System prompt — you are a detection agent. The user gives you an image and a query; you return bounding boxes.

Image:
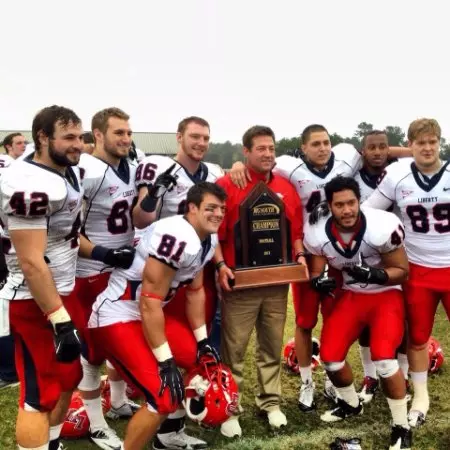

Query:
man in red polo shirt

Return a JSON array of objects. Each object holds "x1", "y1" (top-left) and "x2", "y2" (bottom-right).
[{"x1": 214, "y1": 125, "x2": 307, "y2": 438}]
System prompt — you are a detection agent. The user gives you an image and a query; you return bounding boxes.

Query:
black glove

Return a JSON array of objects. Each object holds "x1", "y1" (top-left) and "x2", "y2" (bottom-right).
[
  {"x1": 92, "y1": 245, "x2": 136, "y2": 269},
  {"x1": 197, "y1": 338, "x2": 221, "y2": 364},
  {"x1": 141, "y1": 164, "x2": 178, "y2": 213},
  {"x1": 158, "y1": 358, "x2": 184, "y2": 405},
  {"x1": 53, "y1": 321, "x2": 82, "y2": 363},
  {"x1": 345, "y1": 262, "x2": 388, "y2": 285},
  {"x1": 311, "y1": 264, "x2": 336, "y2": 295}
]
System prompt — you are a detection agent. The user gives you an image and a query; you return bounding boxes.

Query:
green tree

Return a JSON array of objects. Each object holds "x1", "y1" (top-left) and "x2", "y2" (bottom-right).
[
  {"x1": 384, "y1": 126, "x2": 406, "y2": 146},
  {"x1": 354, "y1": 122, "x2": 374, "y2": 140}
]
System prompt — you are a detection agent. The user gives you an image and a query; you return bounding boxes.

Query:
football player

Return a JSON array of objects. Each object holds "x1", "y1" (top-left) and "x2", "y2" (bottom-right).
[
  {"x1": 0, "y1": 106, "x2": 84, "y2": 450},
  {"x1": 132, "y1": 116, "x2": 223, "y2": 450},
  {"x1": 1, "y1": 132, "x2": 26, "y2": 162},
  {"x1": 364, "y1": 118, "x2": 450, "y2": 427},
  {"x1": 305, "y1": 176, "x2": 411, "y2": 450},
  {"x1": 74, "y1": 108, "x2": 139, "y2": 450},
  {"x1": 229, "y1": 125, "x2": 411, "y2": 412},
  {"x1": 88, "y1": 182, "x2": 226, "y2": 450},
  {"x1": 355, "y1": 131, "x2": 409, "y2": 403}
]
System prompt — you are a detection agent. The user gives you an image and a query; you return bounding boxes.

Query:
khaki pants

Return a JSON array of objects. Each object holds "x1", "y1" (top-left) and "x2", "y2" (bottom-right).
[{"x1": 221, "y1": 284, "x2": 289, "y2": 412}]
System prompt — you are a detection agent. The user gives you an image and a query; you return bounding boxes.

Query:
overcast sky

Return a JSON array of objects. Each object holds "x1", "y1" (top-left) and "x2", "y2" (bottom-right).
[{"x1": 1, "y1": 0, "x2": 449, "y2": 143}]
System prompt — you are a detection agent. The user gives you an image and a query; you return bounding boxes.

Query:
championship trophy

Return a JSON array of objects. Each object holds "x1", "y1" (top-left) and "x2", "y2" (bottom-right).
[{"x1": 232, "y1": 181, "x2": 308, "y2": 289}]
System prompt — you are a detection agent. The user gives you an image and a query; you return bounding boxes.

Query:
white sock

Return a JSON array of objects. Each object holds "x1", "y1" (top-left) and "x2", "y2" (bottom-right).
[
  {"x1": 397, "y1": 353, "x2": 409, "y2": 380},
  {"x1": 18, "y1": 445, "x2": 49, "y2": 450},
  {"x1": 109, "y1": 379, "x2": 127, "y2": 409},
  {"x1": 359, "y1": 345, "x2": 377, "y2": 379},
  {"x1": 336, "y1": 384, "x2": 359, "y2": 408},
  {"x1": 387, "y1": 397, "x2": 410, "y2": 428},
  {"x1": 299, "y1": 366, "x2": 312, "y2": 384},
  {"x1": 49, "y1": 423, "x2": 63, "y2": 441},
  {"x1": 83, "y1": 396, "x2": 108, "y2": 431},
  {"x1": 410, "y1": 370, "x2": 429, "y2": 412}
]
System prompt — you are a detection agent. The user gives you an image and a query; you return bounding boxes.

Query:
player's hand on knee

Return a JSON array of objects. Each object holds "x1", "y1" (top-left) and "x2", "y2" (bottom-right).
[
  {"x1": 158, "y1": 357, "x2": 184, "y2": 405},
  {"x1": 345, "y1": 264, "x2": 388, "y2": 285},
  {"x1": 197, "y1": 337, "x2": 221, "y2": 364},
  {"x1": 104, "y1": 245, "x2": 136, "y2": 269},
  {"x1": 311, "y1": 264, "x2": 336, "y2": 294},
  {"x1": 91, "y1": 244, "x2": 136, "y2": 268}
]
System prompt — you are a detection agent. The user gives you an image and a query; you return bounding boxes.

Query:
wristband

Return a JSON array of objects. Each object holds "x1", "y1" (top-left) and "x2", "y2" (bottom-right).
[
  {"x1": 152, "y1": 342, "x2": 173, "y2": 362},
  {"x1": 140, "y1": 194, "x2": 158, "y2": 213},
  {"x1": 140, "y1": 292, "x2": 164, "y2": 301},
  {"x1": 47, "y1": 305, "x2": 71, "y2": 326},
  {"x1": 193, "y1": 325, "x2": 208, "y2": 342},
  {"x1": 295, "y1": 251, "x2": 306, "y2": 260},
  {"x1": 91, "y1": 245, "x2": 109, "y2": 262},
  {"x1": 215, "y1": 261, "x2": 226, "y2": 270}
]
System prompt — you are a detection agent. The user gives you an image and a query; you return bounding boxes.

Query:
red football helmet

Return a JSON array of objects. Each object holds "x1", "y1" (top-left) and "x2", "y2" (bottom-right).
[
  {"x1": 61, "y1": 392, "x2": 90, "y2": 439},
  {"x1": 283, "y1": 337, "x2": 321, "y2": 374},
  {"x1": 184, "y1": 357, "x2": 239, "y2": 428},
  {"x1": 428, "y1": 336, "x2": 444, "y2": 374}
]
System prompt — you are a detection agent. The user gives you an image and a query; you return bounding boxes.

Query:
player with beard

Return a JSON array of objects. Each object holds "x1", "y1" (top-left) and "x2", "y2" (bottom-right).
[
  {"x1": 74, "y1": 108, "x2": 139, "y2": 450},
  {"x1": 364, "y1": 118, "x2": 450, "y2": 428},
  {"x1": 88, "y1": 182, "x2": 226, "y2": 450},
  {"x1": 305, "y1": 176, "x2": 411, "y2": 450},
  {"x1": 355, "y1": 131, "x2": 409, "y2": 404},
  {"x1": 229, "y1": 125, "x2": 411, "y2": 412},
  {"x1": 0, "y1": 106, "x2": 85, "y2": 450},
  {"x1": 132, "y1": 117, "x2": 223, "y2": 450}
]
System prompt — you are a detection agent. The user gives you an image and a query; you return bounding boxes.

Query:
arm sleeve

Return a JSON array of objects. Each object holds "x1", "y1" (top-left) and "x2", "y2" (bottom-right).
[
  {"x1": 147, "y1": 221, "x2": 194, "y2": 270},
  {"x1": 7, "y1": 216, "x2": 47, "y2": 230},
  {"x1": 286, "y1": 185, "x2": 303, "y2": 241},
  {"x1": 303, "y1": 224, "x2": 322, "y2": 256},
  {"x1": 273, "y1": 155, "x2": 302, "y2": 181},
  {"x1": 377, "y1": 214, "x2": 405, "y2": 254}
]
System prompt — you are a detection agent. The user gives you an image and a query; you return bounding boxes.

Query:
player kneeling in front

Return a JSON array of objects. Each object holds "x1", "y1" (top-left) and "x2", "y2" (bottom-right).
[
  {"x1": 305, "y1": 176, "x2": 411, "y2": 450},
  {"x1": 87, "y1": 182, "x2": 230, "y2": 450}
]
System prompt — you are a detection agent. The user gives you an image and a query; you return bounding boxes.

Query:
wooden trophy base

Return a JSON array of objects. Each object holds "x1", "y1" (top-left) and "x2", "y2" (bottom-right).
[{"x1": 233, "y1": 263, "x2": 308, "y2": 290}]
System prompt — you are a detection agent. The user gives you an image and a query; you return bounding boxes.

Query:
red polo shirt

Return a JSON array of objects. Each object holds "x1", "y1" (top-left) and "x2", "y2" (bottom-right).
[{"x1": 216, "y1": 166, "x2": 303, "y2": 268}]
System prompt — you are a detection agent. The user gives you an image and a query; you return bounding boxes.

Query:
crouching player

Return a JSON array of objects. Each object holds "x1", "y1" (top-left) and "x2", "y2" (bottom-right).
[
  {"x1": 305, "y1": 176, "x2": 411, "y2": 450},
  {"x1": 88, "y1": 182, "x2": 226, "y2": 450}
]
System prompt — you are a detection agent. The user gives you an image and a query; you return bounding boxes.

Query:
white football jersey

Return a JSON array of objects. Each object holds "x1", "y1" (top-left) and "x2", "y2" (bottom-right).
[
  {"x1": 274, "y1": 143, "x2": 361, "y2": 220},
  {"x1": 0, "y1": 158, "x2": 83, "y2": 299},
  {"x1": 365, "y1": 159, "x2": 450, "y2": 267},
  {"x1": 89, "y1": 215, "x2": 218, "y2": 328},
  {"x1": 135, "y1": 155, "x2": 224, "y2": 219},
  {"x1": 0, "y1": 155, "x2": 14, "y2": 176},
  {"x1": 76, "y1": 154, "x2": 138, "y2": 277},
  {"x1": 304, "y1": 207, "x2": 404, "y2": 293}
]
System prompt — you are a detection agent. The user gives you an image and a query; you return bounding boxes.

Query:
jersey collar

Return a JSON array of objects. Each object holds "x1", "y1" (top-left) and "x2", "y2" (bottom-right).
[
  {"x1": 246, "y1": 166, "x2": 273, "y2": 183},
  {"x1": 359, "y1": 167, "x2": 382, "y2": 190},
  {"x1": 325, "y1": 211, "x2": 366, "y2": 259},
  {"x1": 25, "y1": 153, "x2": 80, "y2": 192},
  {"x1": 304, "y1": 152, "x2": 335, "y2": 179},
  {"x1": 174, "y1": 160, "x2": 209, "y2": 184},
  {"x1": 411, "y1": 160, "x2": 450, "y2": 192}
]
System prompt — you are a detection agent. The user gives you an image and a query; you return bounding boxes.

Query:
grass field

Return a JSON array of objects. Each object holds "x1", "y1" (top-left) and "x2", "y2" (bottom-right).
[{"x1": 0, "y1": 302, "x2": 449, "y2": 450}]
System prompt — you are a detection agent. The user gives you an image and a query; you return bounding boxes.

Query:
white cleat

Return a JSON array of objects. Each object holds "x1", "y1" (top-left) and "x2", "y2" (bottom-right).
[
  {"x1": 407, "y1": 409, "x2": 426, "y2": 428},
  {"x1": 105, "y1": 399, "x2": 140, "y2": 419},
  {"x1": 153, "y1": 429, "x2": 208, "y2": 449},
  {"x1": 298, "y1": 380, "x2": 316, "y2": 412},
  {"x1": 89, "y1": 426, "x2": 123, "y2": 450}
]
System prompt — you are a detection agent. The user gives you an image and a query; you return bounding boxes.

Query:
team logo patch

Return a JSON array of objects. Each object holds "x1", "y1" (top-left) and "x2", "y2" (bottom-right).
[
  {"x1": 108, "y1": 186, "x2": 119, "y2": 196},
  {"x1": 276, "y1": 193, "x2": 284, "y2": 199},
  {"x1": 176, "y1": 183, "x2": 188, "y2": 194},
  {"x1": 401, "y1": 189, "x2": 413, "y2": 198},
  {"x1": 297, "y1": 180, "x2": 310, "y2": 188}
]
